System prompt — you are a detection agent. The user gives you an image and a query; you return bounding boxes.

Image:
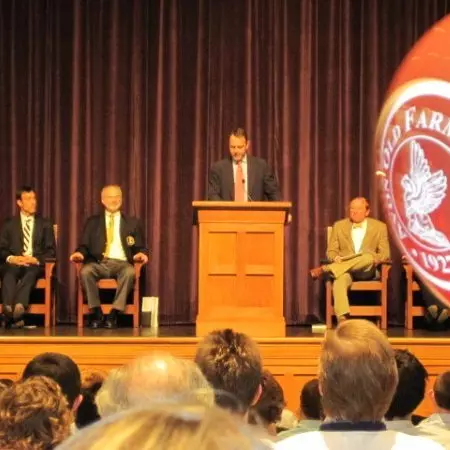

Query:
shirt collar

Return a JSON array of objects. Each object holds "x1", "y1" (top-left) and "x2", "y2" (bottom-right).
[
  {"x1": 352, "y1": 219, "x2": 367, "y2": 230},
  {"x1": 20, "y1": 212, "x2": 34, "y2": 222},
  {"x1": 233, "y1": 154, "x2": 247, "y2": 165},
  {"x1": 320, "y1": 420, "x2": 386, "y2": 432},
  {"x1": 105, "y1": 211, "x2": 120, "y2": 218}
]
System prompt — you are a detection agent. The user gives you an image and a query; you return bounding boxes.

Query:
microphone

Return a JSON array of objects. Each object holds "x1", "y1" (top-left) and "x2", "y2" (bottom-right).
[{"x1": 242, "y1": 178, "x2": 254, "y2": 201}]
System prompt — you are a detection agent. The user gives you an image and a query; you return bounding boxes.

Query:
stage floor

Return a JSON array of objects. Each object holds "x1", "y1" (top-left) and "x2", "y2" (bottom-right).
[
  {"x1": 0, "y1": 325, "x2": 449, "y2": 417},
  {"x1": 0, "y1": 324, "x2": 448, "y2": 338}
]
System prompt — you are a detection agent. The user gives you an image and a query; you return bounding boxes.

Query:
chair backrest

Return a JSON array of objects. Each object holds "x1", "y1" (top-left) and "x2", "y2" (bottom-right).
[{"x1": 326, "y1": 226, "x2": 332, "y2": 246}]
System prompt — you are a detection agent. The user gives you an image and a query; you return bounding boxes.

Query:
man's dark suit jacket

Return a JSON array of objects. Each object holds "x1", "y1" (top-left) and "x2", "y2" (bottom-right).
[
  {"x1": 207, "y1": 155, "x2": 280, "y2": 201},
  {"x1": 0, "y1": 216, "x2": 56, "y2": 266},
  {"x1": 75, "y1": 213, "x2": 148, "y2": 264}
]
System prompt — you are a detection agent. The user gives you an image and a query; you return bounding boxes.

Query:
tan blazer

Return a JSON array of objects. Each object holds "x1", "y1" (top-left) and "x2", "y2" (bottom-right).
[{"x1": 326, "y1": 217, "x2": 390, "y2": 262}]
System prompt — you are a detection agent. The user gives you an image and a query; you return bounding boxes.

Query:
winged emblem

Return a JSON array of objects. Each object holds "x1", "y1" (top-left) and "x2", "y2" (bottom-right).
[{"x1": 401, "y1": 140, "x2": 450, "y2": 249}]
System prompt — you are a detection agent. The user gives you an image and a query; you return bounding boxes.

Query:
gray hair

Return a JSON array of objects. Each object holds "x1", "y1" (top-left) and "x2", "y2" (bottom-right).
[{"x1": 96, "y1": 354, "x2": 214, "y2": 417}]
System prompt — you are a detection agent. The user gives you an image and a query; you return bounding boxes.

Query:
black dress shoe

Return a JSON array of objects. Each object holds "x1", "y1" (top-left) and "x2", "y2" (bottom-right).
[
  {"x1": 104, "y1": 315, "x2": 118, "y2": 329},
  {"x1": 89, "y1": 318, "x2": 104, "y2": 329},
  {"x1": 104, "y1": 309, "x2": 119, "y2": 329},
  {"x1": 13, "y1": 303, "x2": 25, "y2": 321}
]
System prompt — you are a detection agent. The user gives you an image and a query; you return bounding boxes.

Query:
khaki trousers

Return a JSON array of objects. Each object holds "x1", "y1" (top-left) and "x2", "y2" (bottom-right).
[{"x1": 326, "y1": 253, "x2": 375, "y2": 317}]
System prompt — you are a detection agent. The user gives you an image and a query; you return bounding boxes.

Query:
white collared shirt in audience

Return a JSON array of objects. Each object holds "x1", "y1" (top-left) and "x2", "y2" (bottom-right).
[
  {"x1": 416, "y1": 413, "x2": 450, "y2": 448},
  {"x1": 385, "y1": 420, "x2": 423, "y2": 435},
  {"x1": 274, "y1": 430, "x2": 444, "y2": 450}
]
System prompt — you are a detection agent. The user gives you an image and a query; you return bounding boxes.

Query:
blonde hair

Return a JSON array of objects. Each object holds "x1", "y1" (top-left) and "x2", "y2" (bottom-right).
[
  {"x1": 57, "y1": 403, "x2": 271, "y2": 450},
  {"x1": 0, "y1": 376, "x2": 72, "y2": 450},
  {"x1": 319, "y1": 319, "x2": 398, "y2": 422}
]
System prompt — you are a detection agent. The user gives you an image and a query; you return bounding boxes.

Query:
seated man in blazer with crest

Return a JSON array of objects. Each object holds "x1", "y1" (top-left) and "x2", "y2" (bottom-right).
[{"x1": 70, "y1": 185, "x2": 148, "y2": 329}]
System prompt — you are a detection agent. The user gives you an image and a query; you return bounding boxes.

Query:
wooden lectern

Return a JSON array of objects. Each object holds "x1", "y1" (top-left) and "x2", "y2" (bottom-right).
[{"x1": 193, "y1": 201, "x2": 291, "y2": 337}]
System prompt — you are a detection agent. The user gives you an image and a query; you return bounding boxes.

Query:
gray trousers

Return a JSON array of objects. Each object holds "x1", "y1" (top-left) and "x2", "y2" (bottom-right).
[{"x1": 80, "y1": 259, "x2": 135, "y2": 311}]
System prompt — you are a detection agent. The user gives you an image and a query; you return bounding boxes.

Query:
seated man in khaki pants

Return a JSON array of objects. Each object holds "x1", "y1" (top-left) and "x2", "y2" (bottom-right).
[{"x1": 310, "y1": 197, "x2": 390, "y2": 322}]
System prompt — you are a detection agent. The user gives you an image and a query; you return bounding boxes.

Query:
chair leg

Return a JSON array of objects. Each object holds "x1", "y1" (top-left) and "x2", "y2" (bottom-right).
[
  {"x1": 326, "y1": 281, "x2": 333, "y2": 329},
  {"x1": 133, "y1": 284, "x2": 140, "y2": 328},
  {"x1": 44, "y1": 283, "x2": 51, "y2": 329},
  {"x1": 77, "y1": 283, "x2": 84, "y2": 328}
]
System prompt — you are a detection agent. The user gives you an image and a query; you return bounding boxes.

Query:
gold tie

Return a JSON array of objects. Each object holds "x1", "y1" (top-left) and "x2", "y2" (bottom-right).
[
  {"x1": 352, "y1": 223, "x2": 363, "y2": 229},
  {"x1": 105, "y1": 214, "x2": 115, "y2": 257}
]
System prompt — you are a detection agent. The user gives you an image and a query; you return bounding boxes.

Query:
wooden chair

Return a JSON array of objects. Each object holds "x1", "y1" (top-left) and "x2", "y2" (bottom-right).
[
  {"x1": 325, "y1": 226, "x2": 390, "y2": 329},
  {"x1": 404, "y1": 262, "x2": 425, "y2": 330},
  {"x1": 75, "y1": 261, "x2": 145, "y2": 328},
  {"x1": 0, "y1": 224, "x2": 57, "y2": 328}
]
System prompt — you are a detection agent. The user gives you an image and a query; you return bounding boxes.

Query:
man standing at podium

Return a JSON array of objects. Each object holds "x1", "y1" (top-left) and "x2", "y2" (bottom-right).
[{"x1": 207, "y1": 127, "x2": 280, "y2": 201}]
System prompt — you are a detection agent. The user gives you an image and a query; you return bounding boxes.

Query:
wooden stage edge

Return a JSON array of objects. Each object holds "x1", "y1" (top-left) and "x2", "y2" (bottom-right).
[{"x1": 0, "y1": 325, "x2": 449, "y2": 417}]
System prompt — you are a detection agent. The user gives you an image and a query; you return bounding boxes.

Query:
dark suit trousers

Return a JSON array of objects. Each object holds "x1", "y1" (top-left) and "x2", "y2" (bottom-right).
[
  {"x1": 79, "y1": 259, "x2": 135, "y2": 311},
  {"x1": 1, "y1": 265, "x2": 43, "y2": 308}
]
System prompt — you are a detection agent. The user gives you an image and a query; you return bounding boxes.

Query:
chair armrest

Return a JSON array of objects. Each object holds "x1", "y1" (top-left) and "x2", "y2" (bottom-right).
[
  {"x1": 44, "y1": 260, "x2": 56, "y2": 279},
  {"x1": 133, "y1": 261, "x2": 145, "y2": 279}
]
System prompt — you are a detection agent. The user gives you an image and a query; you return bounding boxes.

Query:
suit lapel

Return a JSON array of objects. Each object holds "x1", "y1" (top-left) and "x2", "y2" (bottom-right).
[
  {"x1": 99, "y1": 214, "x2": 107, "y2": 248},
  {"x1": 15, "y1": 216, "x2": 24, "y2": 251},
  {"x1": 225, "y1": 158, "x2": 234, "y2": 200},
  {"x1": 120, "y1": 213, "x2": 128, "y2": 250},
  {"x1": 247, "y1": 155, "x2": 255, "y2": 200},
  {"x1": 32, "y1": 216, "x2": 41, "y2": 251},
  {"x1": 360, "y1": 218, "x2": 373, "y2": 251},
  {"x1": 342, "y1": 219, "x2": 355, "y2": 252}
]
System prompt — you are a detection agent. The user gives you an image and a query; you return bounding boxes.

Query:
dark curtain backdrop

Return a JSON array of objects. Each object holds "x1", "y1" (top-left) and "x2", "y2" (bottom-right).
[{"x1": 1, "y1": 0, "x2": 449, "y2": 324}]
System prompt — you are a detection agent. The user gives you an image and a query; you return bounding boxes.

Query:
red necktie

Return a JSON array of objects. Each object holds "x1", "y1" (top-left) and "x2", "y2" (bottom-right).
[{"x1": 234, "y1": 162, "x2": 245, "y2": 201}]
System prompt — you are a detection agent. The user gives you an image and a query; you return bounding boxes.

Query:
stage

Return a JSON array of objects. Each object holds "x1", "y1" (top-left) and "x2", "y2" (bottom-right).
[{"x1": 0, "y1": 325, "x2": 449, "y2": 417}]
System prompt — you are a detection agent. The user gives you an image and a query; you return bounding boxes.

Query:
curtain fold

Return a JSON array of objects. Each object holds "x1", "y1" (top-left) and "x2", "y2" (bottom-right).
[{"x1": 1, "y1": 0, "x2": 449, "y2": 324}]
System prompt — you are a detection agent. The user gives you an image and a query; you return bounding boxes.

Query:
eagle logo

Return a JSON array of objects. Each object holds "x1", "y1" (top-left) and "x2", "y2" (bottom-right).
[{"x1": 401, "y1": 140, "x2": 450, "y2": 249}]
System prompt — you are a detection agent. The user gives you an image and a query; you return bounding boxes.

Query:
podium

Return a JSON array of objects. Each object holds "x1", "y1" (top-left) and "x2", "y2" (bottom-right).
[{"x1": 193, "y1": 201, "x2": 291, "y2": 337}]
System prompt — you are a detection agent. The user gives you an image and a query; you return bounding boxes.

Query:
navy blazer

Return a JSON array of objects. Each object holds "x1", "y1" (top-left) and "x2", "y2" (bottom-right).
[
  {"x1": 207, "y1": 155, "x2": 280, "y2": 201},
  {"x1": 75, "y1": 213, "x2": 148, "y2": 264},
  {"x1": 0, "y1": 215, "x2": 56, "y2": 265}
]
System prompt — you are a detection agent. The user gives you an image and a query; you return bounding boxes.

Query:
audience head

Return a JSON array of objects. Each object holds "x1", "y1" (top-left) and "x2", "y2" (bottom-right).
[
  {"x1": 0, "y1": 378, "x2": 13, "y2": 393},
  {"x1": 101, "y1": 184, "x2": 123, "y2": 214},
  {"x1": 75, "y1": 369, "x2": 106, "y2": 428},
  {"x1": 349, "y1": 197, "x2": 369, "y2": 224},
  {"x1": 229, "y1": 127, "x2": 249, "y2": 162},
  {"x1": 195, "y1": 328, "x2": 263, "y2": 415},
  {"x1": 22, "y1": 352, "x2": 82, "y2": 411},
  {"x1": 95, "y1": 366, "x2": 128, "y2": 418},
  {"x1": 0, "y1": 376, "x2": 72, "y2": 450},
  {"x1": 16, "y1": 185, "x2": 37, "y2": 216},
  {"x1": 432, "y1": 371, "x2": 450, "y2": 413},
  {"x1": 385, "y1": 349, "x2": 428, "y2": 420},
  {"x1": 300, "y1": 378, "x2": 323, "y2": 420},
  {"x1": 123, "y1": 354, "x2": 214, "y2": 409},
  {"x1": 319, "y1": 319, "x2": 398, "y2": 422},
  {"x1": 248, "y1": 370, "x2": 285, "y2": 435},
  {"x1": 57, "y1": 403, "x2": 271, "y2": 450}
]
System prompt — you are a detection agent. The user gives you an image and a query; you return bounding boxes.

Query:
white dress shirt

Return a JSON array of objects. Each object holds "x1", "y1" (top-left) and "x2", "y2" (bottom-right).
[
  {"x1": 232, "y1": 155, "x2": 248, "y2": 201},
  {"x1": 105, "y1": 212, "x2": 127, "y2": 261},
  {"x1": 274, "y1": 430, "x2": 444, "y2": 450},
  {"x1": 351, "y1": 219, "x2": 367, "y2": 253},
  {"x1": 416, "y1": 413, "x2": 450, "y2": 448}
]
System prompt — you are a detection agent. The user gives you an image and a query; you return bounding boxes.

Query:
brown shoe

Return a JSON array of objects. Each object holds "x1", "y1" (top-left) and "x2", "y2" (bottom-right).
[{"x1": 310, "y1": 266, "x2": 325, "y2": 279}]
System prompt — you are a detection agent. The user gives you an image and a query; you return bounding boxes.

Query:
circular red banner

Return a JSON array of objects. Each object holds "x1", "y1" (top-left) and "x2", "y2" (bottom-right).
[{"x1": 375, "y1": 15, "x2": 450, "y2": 306}]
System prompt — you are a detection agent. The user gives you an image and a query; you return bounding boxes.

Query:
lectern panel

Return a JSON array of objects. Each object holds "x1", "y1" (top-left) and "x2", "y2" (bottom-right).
[
  {"x1": 243, "y1": 231, "x2": 275, "y2": 266},
  {"x1": 240, "y1": 276, "x2": 274, "y2": 307},
  {"x1": 207, "y1": 232, "x2": 237, "y2": 274}
]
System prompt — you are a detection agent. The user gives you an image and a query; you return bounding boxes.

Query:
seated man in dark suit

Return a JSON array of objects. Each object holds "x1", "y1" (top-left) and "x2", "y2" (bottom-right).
[
  {"x1": 0, "y1": 186, "x2": 56, "y2": 328},
  {"x1": 207, "y1": 127, "x2": 280, "y2": 201},
  {"x1": 70, "y1": 185, "x2": 148, "y2": 329}
]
